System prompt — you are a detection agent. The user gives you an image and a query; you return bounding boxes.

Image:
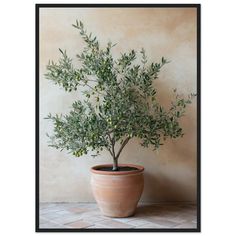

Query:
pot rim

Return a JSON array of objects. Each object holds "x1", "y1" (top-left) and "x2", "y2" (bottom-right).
[{"x1": 91, "y1": 163, "x2": 144, "y2": 175}]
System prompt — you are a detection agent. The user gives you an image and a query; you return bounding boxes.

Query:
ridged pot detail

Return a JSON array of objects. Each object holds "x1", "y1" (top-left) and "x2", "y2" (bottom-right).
[{"x1": 90, "y1": 164, "x2": 144, "y2": 218}]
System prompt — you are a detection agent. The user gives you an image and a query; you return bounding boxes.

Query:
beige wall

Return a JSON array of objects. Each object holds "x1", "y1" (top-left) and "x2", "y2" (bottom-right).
[{"x1": 39, "y1": 7, "x2": 197, "y2": 203}]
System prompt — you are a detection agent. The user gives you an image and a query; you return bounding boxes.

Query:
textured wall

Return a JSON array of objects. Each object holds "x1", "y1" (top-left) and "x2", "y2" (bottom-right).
[{"x1": 39, "y1": 7, "x2": 197, "y2": 203}]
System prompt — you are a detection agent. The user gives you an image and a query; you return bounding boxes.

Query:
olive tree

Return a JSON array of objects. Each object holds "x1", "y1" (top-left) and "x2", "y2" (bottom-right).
[{"x1": 45, "y1": 21, "x2": 195, "y2": 171}]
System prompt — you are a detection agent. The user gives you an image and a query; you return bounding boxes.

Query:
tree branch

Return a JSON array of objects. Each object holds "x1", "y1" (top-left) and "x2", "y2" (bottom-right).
[
  {"x1": 115, "y1": 137, "x2": 130, "y2": 160},
  {"x1": 83, "y1": 83, "x2": 104, "y2": 96},
  {"x1": 107, "y1": 133, "x2": 116, "y2": 158},
  {"x1": 105, "y1": 146, "x2": 113, "y2": 157}
]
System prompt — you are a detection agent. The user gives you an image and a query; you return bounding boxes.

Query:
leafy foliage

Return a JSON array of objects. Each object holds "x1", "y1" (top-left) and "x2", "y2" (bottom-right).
[{"x1": 45, "y1": 20, "x2": 196, "y2": 170}]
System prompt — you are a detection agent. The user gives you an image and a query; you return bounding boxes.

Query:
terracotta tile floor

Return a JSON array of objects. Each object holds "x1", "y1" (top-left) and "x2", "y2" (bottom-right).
[{"x1": 39, "y1": 202, "x2": 197, "y2": 229}]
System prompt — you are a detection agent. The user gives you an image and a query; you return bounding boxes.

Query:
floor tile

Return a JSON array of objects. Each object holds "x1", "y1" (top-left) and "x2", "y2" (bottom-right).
[
  {"x1": 52, "y1": 214, "x2": 82, "y2": 224},
  {"x1": 39, "y1": 202, "x2": 197, "y2": 230},
  {"x1": 127, "y1": 219, "x2": 151, "y2": 227},
  {"x1": 40, "y1": 222, "x2": 64, "y2": 229},
  {"x1": 66, "y1": 220, "x2": 93, "y2": 228},
  {"x1": 174, "y1": 220, "x2": 197, "y2": 228},
  {"x1": 140, "y1": 223, "x2": 168, "y2": 228},
  {"x1": 95, "y1": 219, "x2": 133, "y2": 228}
]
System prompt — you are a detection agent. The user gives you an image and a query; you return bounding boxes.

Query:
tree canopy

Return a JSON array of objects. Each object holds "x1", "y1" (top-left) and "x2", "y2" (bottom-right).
[{"x1": 45, "y1": 21, "x2": 195, "y2": 170}]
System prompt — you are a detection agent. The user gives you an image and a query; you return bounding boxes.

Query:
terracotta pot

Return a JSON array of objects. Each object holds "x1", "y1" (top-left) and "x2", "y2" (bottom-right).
[{"x1": 90, "y1": 164, "x2": 144, "y2": 218}]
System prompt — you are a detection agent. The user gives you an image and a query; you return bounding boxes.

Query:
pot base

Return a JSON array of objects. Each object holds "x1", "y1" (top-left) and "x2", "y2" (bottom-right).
[{"x1": 100, "y1": 207, "x2": 136, "y2": 218}]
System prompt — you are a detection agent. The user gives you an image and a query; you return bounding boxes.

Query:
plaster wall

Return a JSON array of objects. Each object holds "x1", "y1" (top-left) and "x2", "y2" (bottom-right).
[{"x1": 39, "y1": 7, "x2": 197, "y2": 202}]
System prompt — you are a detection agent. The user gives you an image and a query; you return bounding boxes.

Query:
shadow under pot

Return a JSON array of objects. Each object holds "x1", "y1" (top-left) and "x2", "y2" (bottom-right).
[{"x1": 90, "y1": 164, "x2": 144, "y2": 218}]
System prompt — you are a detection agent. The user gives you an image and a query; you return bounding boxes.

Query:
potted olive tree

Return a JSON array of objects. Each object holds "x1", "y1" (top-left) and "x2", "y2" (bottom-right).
[{"x1": 45, "y1": 21, "x2": 195, "y2": 217}]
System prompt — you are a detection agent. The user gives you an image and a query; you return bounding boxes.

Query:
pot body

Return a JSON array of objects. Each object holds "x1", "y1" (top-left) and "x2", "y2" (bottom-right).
[{"x1": 90, "y1": 164, "x2": 144, "y2": 218}]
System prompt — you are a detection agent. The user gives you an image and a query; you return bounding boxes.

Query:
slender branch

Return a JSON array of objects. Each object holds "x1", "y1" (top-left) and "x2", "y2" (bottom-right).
[
  {"x1": 107, "y1": 133, "x2": 116, "y2": 158},
  {"x1": 86, "y1": 79, "x2": 97, "y2": 82},
  {"x1": 111, "y1": 142, "x2": 115, "y2": 158},
  {"x1": 105, "y1": 146, "x2": 113, "y2": 157},
  {"x1": 84, "y1": 83, "x2": 104, "y2": 96},
  {"x1": 84, "y1": 81, "x2": 114, "y2": 97},
  {"x1": 115, "y1": 137, "x2": 130, "y2": 160}
]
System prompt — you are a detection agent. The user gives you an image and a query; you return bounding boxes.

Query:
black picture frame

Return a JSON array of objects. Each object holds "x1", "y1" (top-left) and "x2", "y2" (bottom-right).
[{"x1": 35, "y1": 3, "x2": 201, "y2": 232}]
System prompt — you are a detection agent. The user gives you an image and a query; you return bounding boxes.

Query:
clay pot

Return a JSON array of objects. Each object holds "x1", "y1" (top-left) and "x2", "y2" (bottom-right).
[{"x1": 90, "y1": 164, "x2": 144, "y2": 218}]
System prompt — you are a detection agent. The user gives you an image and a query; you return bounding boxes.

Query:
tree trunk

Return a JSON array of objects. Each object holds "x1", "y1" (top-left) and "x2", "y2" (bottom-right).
[{"x1": 112, "y1": 157, "x2": 118, "y2": 171}]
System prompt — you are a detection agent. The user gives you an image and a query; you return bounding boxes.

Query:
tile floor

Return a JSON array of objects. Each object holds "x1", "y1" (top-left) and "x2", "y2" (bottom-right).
[{"x1": 39, "y1": 202, "x2": 197, "y2": 229}]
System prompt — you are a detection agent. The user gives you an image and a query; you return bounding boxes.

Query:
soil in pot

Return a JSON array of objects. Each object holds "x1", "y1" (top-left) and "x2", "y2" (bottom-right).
[{"x1": 96, "y1": 166, "x2": 139, "y2": 171}]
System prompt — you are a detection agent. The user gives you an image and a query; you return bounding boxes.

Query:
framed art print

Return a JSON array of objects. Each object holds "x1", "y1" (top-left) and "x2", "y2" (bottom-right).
[{"x1": 36, "y1": 4, "x2": 201, "y2": 232}]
